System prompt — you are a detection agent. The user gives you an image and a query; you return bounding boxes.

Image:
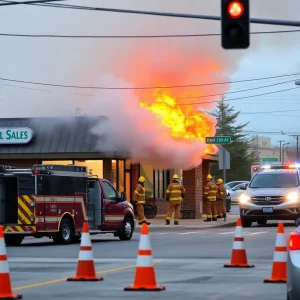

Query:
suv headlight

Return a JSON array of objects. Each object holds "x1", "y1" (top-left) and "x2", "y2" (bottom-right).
[
  {"x1": 239, "y1": 194, "x2": 250, "y2": 204},
  {"x1": 286, "y1": 192, "x2": 299, "y2": 204}
]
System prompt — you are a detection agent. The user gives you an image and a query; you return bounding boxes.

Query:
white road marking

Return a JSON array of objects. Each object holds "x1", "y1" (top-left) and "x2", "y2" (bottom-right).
[
  {"x1": 178, "y1": 231, "x2": 201, "y2": 235},
  {"x1": 247, "y1": 231, "x2": 268, "y2": 235},
  {"x1": 218, "y1": 231, "x2": 235, "y2": 235}
]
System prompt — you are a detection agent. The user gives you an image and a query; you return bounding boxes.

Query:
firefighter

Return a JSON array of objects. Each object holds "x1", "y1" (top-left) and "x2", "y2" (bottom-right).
[
  {"x1": 203, "y1": 174, "x2": 218, "y2": 221},
  {"x1": 165, "y1": 174, "x2": 186, "y2": 225},
  {"x1": 133, "y1": 176, "x2": 150, "y2": 225},
  {"x1": 216, "y1": 178, "x2": 227, "y2": 221}
]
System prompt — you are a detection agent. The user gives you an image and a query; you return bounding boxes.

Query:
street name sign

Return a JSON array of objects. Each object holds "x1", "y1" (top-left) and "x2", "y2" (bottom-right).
[{"x1": 205, "y1": 136, "x2": 231, "y2": 144}]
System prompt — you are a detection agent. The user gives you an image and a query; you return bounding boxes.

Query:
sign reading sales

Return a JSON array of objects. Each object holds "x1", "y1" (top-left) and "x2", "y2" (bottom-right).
[{"x1": 0, "y1": 127, "x2": 33, "y2": 144}]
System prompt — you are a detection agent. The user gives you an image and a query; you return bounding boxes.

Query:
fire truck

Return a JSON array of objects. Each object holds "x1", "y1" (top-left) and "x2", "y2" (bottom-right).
[{"x1": 0, "y1": 164, "x2": 135, "y2": 246}]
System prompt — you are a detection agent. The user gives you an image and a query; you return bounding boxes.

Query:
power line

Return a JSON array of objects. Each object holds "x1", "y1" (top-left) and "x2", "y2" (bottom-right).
[
  {"x1": 1, "y1": 79, "x2": 296, "y2": 100},
  {"x1": 180, "y1": 87, "x2": 300, "y2": 105},
  {"x1": 1, "y1": 29, "x2": 300, "y2": 38},
  {"x1": 0, "y1": 72, "x2": 299, "y2": 90},
  {"x1": 243, "y1": 130, "x2": 298, "y2": 134},
  {"x1": 0, "y1": 0, "x2": 67, "y2": 7},
  {"x1": 239, "y1": 108, "x2": 300, "y2": 115},
  {"x1": 27, "y1": 3, "x2": 300, "y2": 28},
  {"x1": 176, "y1": 80, "x2": 294, "y2": 100}
]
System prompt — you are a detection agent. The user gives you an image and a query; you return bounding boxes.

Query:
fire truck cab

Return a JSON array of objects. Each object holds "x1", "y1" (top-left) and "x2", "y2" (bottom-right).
[{"x1": 0, "y1": 164, "x2": 135, "y2": 246}]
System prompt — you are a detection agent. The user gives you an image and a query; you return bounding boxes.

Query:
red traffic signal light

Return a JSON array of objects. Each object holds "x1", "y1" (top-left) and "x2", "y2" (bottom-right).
[
  {"x1": 221, "y1": 0, "x2": 250, "y2": 49},
  {"x1": 227, "y1": 1, "x2": 244, "y2": 18}
]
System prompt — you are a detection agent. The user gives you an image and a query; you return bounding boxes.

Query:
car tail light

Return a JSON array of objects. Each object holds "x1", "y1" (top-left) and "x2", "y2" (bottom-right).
[
  {"x1": 253, "y1": 167, "x2": 258, "y2": 172},
  {"x1": 288, "y1": 232, "x2": 300, "y2": 250}
]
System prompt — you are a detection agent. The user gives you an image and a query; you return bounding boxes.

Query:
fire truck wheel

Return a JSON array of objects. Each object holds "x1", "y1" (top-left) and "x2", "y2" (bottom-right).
[
  {"x1": 118, "y1": 217, "x2": 134, "y2": 241},
  {"x1": 4, "y1": 235, "x2": 24, "y2": 246},
  {"x1": 53, "y1": 218, "x2": 74, "y2": 244}
]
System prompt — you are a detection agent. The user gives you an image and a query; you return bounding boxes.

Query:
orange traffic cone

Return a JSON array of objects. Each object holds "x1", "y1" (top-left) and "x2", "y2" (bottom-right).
[
  {"x1": 264, "y1": 222, "x2": 287, "y2": 283},
  {"x1": 67, "y1": 222, "x2": 103, "y2": 282},
  {"x1": 224, "y1": 218, "x2": 255, "y2": 268},
  {"x1": 0, "y1": 226, "x2": 22, "y2": 300},
  {"x1": 124, "y1": 223, "x2": 165, "y2": 291}
]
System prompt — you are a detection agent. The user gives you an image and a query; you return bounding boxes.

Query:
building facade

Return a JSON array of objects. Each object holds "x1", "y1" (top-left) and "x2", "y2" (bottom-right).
[{"x1": 0, "y1": 116, "x2": 218, "y2": 219}]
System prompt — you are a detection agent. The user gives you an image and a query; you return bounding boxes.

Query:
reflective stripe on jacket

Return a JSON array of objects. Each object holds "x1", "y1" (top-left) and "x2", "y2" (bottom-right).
[
  {"x1": 204, "y1": 181, "x2": 217, "y2": 201},
  {"x1": 166, "y1": 182, "x2": 186, "y2": 201},
  {"x1": 134, "y1": 183, "x2": 145, "y2": 204},
  {"x1": 218, "y1": 183, "x2": 226, "y2": 201}
]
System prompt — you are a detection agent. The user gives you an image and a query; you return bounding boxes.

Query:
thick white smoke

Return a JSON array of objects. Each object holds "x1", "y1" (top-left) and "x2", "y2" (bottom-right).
[{"x1": 87, "y1": 74, "x2": 216, "y2": 170}]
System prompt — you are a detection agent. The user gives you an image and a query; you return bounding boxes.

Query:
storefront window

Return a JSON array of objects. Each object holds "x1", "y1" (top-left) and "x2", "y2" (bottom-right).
[
  {"x1": 42, "y1": 160, "x2": 73, "y2": 165},
  {"x1": 74, "y1": 160, "x2": 103, "y2": 178},
  {"x1": 125, "y1": 160, "x2": 132, "y2": 170},
  {"x1": 118, "y1": 160, "x2": 125, "y2": 193},
  {"x1": 112, "y1": 160, "x2": 117, "y2": 188},
  {"x1": 154, "y1": 169, "x2": 169, "y2": 199},
  {"x1": 140, "y1": 164, "x2": 154, "y2": 198},
  {"x1": 174, "y1": 169, "x2": 183, "y2": 184},
  {"x1": 125, "y1": 172, "x2": 131, "y2": 202}
]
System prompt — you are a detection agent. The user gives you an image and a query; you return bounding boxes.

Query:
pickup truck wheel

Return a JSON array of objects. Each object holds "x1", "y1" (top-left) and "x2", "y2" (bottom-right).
[
  {"x1": 53, "y1": 218, "x2": 74, "y2": 244},
  {"x1": 241, "y1": 217, "x2": 252, "y2": 228},
  {"x1": 4, "y1": 235, "x2": 24, "y2": 246},
  {"x1": 118, "y1": 217, "x2": 134, "y2": 241}
]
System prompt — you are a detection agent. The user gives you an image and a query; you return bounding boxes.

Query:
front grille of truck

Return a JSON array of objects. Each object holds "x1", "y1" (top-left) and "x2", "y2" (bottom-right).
[{"x1": 251, "y1": 196, "x2": 285, "y2": 205}]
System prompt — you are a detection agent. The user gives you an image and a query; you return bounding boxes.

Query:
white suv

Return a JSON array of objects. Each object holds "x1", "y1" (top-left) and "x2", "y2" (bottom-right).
[{"x1": 238, "y1": 165, "x2": 300, "y2": 227}]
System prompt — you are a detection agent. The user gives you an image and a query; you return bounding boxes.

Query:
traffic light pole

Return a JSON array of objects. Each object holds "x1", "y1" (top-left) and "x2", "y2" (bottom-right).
[
  {"x1": 222, "y1": 148, "x2": 226, "y2": 183},
  {"x1": 51, "y1": 5, "x2": 300, "y2": 28}
]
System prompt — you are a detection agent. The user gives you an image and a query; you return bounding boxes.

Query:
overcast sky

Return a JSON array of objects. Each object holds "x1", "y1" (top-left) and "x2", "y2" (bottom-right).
[{"x1": 0, "y1": 0, "x2": 299, "y2": 150}]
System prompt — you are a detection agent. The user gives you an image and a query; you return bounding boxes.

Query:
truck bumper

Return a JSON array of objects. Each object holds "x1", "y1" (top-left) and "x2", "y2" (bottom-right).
[{"x1": 2, "y1": 225, "x2": 36, "y2": 234}]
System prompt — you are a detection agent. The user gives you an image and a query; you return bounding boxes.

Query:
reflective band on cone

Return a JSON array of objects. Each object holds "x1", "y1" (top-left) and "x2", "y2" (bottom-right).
[
  {"x1": 67, "y1": 222, "x2": 103, "y2": 282},
  {"x1": 124, "y1": 223, "x2": 165, "y2": 291},
  {"x1": 0, "y1": 226, "x2": 22, "y2": 300},
  {"x1": 224, "y1": 218, "x2": 255, "y2": 268},
  {"x1": 264, "y1": 222, "x2": 287, "y2": 283}
]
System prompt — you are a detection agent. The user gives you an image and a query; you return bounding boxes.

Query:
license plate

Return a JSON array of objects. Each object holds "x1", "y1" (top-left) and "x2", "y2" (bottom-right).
[{"x1": 262, "y1": 207, "x2": 273, "y2": 213}]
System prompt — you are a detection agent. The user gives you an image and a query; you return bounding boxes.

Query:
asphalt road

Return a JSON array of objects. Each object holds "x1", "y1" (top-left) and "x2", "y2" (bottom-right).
[{"x1": 6, "y1": 219, "x2": 297, "y2": 300}]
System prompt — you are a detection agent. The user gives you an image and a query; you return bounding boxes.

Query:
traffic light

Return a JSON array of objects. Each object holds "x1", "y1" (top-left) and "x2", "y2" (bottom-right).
[{"x1": 221, "y1": 0, "x2": 250, "y2": 49}]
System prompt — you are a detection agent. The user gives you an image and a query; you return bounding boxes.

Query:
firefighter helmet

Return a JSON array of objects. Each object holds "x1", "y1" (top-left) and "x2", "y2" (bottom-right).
[
  {"x1": 138, "y1": 176, "x2": 146, "y2": 183},
  {"x1": 207, "y1": 174, "x2": 213, "y2": 180},
  {"x1": 217, "y1": 178, "x2": 223, "y2": 184},
  {"x1": 172, "y1": 174, "x2": 179, "y2": 179}
]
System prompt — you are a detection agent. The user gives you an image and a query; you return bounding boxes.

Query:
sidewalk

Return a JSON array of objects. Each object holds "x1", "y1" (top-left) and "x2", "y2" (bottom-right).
[{"x1": 136, "y1": 213, "x2": 239, "y2": 231}]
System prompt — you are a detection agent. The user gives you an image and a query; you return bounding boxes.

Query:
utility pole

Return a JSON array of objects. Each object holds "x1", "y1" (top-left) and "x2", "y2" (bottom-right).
[
  {"x1": 277, "y1": 140, "x2": 285, "y2": 163},
  {"x1": 289, "y1": 135, "x2": 300, "y2": 162},
  {"x1": 221, "y1": 104, "x2": 226, "y2": 183}
]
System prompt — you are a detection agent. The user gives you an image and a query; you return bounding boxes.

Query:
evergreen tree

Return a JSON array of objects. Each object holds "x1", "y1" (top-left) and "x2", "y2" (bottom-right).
[{"x1": 210, "y1": 97, "x2": 258, "y2": 181}]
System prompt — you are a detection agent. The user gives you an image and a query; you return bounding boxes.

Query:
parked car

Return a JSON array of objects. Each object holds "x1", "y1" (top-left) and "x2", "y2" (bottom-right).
[
  {"x1": 227, "y1": 182, "x2": 249, "y2": 204},
  {"x1": 287, "y1": 227, "x2": 300, "y2": 300},
  {"x1": 225, "y1": 181, "x2": 249, "y2": 189}
]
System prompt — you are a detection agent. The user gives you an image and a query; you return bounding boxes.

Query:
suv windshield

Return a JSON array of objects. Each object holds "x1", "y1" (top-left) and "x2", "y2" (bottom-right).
[{"x1": 249, "y1": 172, "x2": 299, "y2": 188}]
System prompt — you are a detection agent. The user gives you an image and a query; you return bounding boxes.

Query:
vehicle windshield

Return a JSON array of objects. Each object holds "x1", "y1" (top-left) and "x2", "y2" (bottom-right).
[
  {"x1": 249, "y1": 172, "x2": 299, "y2": 188},
  {"x1": 225, "y1": 182, "x2": 239, "y2": 189}
]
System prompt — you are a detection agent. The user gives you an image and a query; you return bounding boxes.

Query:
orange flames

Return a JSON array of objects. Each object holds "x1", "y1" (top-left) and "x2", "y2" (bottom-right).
[
  {"x1": 140, "y1": 91, "x2": 217, "y2": 155},
  {"x1": 114, "y1": 44, "x2": 229, "y2": 159}
]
